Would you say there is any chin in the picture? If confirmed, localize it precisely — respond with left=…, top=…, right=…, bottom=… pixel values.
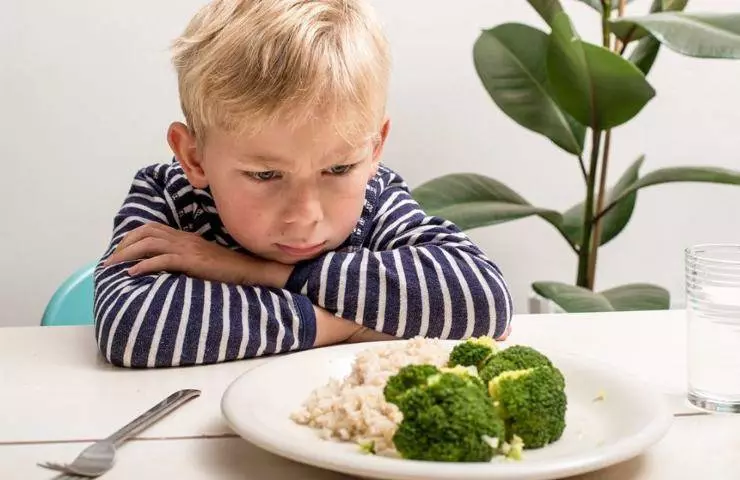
left=259, top=251, right=319, bottom=265
left=273, top=256, right=303, bottom=266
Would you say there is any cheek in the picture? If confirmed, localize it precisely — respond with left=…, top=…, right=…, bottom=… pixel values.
left=325, top=177, right=369, bottom=227
left=210, top=181, right=274, bottom=234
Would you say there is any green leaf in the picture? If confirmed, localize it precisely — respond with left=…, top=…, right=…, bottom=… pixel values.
left=425, top=202, right=561, bottom=231
left=612, top=0, right=690, bottom=44
left=611, top=23, right=651, bottom=44
left=413, top=173, right=528, bottom=210
left=625, top=0, right=688, bottom=75
left=606, top=0, right=689, bottom=48
left=533, top=281, right=671, bottom=312
left=532, top=282, right=615, bottom=312
left=629, top=36, right=661, bottom=74
left=525, top=0, right=564, bottom=26
left=609, top=166, right=740, bottom=208
left=649, top=0, right=664, bottom=13
left=601, top=283, right=670, bottom=310
left=611, top=13, right=740, bottom=59
left=577, top=0, right=638, bottom=14
left=547, top=12, right=656, bottom=130
left=474, top=24, right=586, bottom=156
left=411, top=173, right=567, bottom=238
left=662, top=0, right=689, bottom=11
left=561, top=155, right=645, bottom=247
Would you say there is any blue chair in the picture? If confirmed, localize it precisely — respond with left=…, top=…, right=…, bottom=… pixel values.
left=41, top=263, right=97, bottom=326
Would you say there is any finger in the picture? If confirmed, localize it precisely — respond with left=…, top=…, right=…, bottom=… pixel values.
left=115, top=223, right=171, bottom=254
left=111, top=226, right=152, bottom=258
left=106, top=224, right=169, bottom=266
left=107, top=237, right=171, bottom=266
left=128, top=253, right=181, bottom=276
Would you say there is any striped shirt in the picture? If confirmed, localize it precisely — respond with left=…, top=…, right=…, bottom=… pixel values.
left=93, top=161, right=513, bottom=367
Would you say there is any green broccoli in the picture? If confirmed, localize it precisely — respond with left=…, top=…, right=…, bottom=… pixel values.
left=448, top=336, right=498, bottom=369
left=383, top=364, right=440, bottom=405
left=479, top=345, right=553, bottom=385
left=500, top=435, right=524, bottom=460
left=488, top=366, right=567, bottom=449
left=389, top=372, right=506, bottom=462
left=439, top=365, right=487, bottom=393
left=358, top=440, right=376, bottom=455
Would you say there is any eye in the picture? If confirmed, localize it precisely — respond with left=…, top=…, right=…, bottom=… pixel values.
left=325, top=163, right=357, bottom=176
left=245, top=170, right=281, bottom=182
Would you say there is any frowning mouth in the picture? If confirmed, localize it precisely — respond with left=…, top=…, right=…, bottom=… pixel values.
left=276, top=242, right=327, bottom=258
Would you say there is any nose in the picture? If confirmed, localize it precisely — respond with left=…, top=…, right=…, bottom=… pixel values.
left=281, top=182, right=324, bottom=225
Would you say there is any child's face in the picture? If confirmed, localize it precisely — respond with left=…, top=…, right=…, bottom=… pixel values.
left=170, top=117, right=390, bottom=265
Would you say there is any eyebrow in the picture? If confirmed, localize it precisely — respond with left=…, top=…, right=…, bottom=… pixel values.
left=238, top=154, right=290, bottom=168
left=239, top=143, right=370, bottom=168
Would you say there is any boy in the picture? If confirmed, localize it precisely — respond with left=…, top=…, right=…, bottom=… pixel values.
left=94, top=0, right=512, bottom=368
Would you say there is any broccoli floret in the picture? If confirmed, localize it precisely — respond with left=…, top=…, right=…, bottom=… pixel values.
left=439, top=365, right=487, bottom=393
left=391, top=372, right=506, bottom=462
left=383, top=364, right=440, bottom=405
left=358, top=440, right=376, bottom=455
left=448, top=336, right=498, bottom=368
left=500, top=435, right=524, bottom=460
left=488, top=366, right=567, bottom=449
left=479, top=345, right=553, bottom=385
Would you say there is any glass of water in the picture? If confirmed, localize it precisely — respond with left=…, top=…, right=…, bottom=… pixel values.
left=686, top=243, right=740, bottom=412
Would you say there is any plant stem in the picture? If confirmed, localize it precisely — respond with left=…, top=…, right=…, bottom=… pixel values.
left=584, top=0, right=627, bottom=288
left=601, top=8, right=610, bottom=48
left=578, top=156, right=588, bottom=184
left=579, top=2, right=613, bottom=289
left=618, top=38, right=630, bottom=55
left=615, top=0, right=628, bottom=51
left=592, top=197, right=619, bottom=224
left=576, top=129, right=602, bottom=288
left=588, top=129, right=613, bottom=284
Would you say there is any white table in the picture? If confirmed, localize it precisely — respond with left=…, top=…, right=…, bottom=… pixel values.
left=1, top=310, right=734, bottom=479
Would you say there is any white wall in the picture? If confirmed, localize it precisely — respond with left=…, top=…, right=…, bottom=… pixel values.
left=2, top=0, right=739, bottom=326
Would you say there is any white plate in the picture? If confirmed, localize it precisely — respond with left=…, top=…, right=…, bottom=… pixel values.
left=221, top=340, right=673, bottom=480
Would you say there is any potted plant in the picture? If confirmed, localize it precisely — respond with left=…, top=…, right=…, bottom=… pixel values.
left=412, top=0, right=740, bottom=313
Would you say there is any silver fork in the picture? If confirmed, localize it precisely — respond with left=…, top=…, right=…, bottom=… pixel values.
left=38, top=389, right=201, bottom=478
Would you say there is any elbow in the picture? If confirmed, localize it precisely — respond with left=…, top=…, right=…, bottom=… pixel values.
left=102, top=348, right=130, bottom=368
left=94, top=331, right=136, bottom=369
left=93, top=310, right=155, bottom=369
left=98, top=342, right=153, bottom=369
left=475, top=269, right=513, bottom=341
left=94, top=332, right=130, bottom=368
left=494, top=318, right=512, bottom=341
left=492, top=282, right=514, bottom=341
left=468, top=305, right=511, bottom=342
left=93, top=273, right=171, bottom=368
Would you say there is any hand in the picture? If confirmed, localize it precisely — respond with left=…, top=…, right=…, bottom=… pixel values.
left=312, top=306, right=361, bottom=346
left=344, top=326, right=397, bottom=344
left=313, top=305, right=398, bottom=347
left=497, top=324, right=512, bottom=341
left=103, top=223, right=292, bottom=288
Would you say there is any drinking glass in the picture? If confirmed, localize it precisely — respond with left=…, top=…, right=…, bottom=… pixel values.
left=686, top=243, right=740, bottom=412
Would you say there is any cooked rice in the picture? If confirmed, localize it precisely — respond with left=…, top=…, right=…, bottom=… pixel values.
left=290, top=337, right=450, bottom=456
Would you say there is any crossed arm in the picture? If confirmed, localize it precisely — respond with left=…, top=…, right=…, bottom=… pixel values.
left=94, top=170, right=512, bottom=367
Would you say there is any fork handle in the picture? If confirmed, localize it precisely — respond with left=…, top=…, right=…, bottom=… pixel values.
left=106, top=389, right=201, bottom=446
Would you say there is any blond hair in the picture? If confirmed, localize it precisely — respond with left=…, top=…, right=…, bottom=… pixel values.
left=171, top=0, right=391, bottom=143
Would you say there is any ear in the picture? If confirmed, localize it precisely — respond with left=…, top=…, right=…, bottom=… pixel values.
left=167, top=122, right=208, bottom=189
left=368, top=117, right=391, bottom=178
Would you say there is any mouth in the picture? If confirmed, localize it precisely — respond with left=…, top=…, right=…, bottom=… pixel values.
left=276, top=242, right=327, bottom=258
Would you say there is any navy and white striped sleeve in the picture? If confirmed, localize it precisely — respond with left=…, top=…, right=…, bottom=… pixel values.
left=93, top=168, right=316, bottom=368
left=286, top=169, right=513, bottom=340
